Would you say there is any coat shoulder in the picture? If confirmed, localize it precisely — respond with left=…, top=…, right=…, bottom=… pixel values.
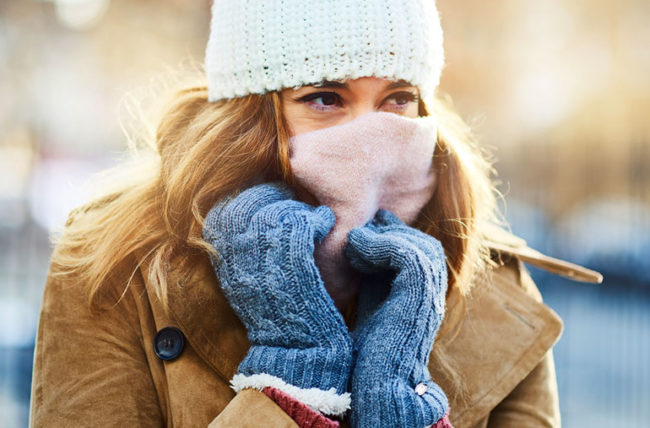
left=49, top=191, right=150, bottom=306
left=481, top=222, right=603, bottom=284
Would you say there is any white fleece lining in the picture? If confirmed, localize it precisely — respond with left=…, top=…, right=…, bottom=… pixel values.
left=230, top=373, right=351, bottom=417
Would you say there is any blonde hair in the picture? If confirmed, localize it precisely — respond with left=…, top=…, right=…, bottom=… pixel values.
left=49, top=74, right=504, bottom=333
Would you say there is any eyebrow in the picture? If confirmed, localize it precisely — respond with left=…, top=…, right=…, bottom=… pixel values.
left=312, top=79, right=415, bottom=90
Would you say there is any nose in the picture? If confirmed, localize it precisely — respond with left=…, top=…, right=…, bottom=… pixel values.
left=344, top=100, right=380, bottom=124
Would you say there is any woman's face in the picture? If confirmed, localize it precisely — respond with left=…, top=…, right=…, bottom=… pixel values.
left=280, top=76, right=420, bottom=137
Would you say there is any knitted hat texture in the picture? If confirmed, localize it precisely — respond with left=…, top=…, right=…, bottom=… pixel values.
left=205, top=0, right=445, bottom=104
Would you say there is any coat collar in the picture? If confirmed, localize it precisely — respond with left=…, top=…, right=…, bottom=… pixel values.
left=146, top=228, right=578, bottom=425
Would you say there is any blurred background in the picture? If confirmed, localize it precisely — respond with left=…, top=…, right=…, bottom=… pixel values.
left=0, top=0, right=648, bottom=426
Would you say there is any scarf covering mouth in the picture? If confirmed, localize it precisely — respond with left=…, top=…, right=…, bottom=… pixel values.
left=289, top=111, right=439, bottom=298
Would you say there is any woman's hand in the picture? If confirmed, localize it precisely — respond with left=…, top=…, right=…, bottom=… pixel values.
left=202, top=182, right=352, bottom=416
left=345, top=209, right=449, bottom=427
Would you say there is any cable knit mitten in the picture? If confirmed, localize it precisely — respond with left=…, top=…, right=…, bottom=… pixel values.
left=202, top=182, right=353, bottom=416
left=345, top=209, right=449, bottom=427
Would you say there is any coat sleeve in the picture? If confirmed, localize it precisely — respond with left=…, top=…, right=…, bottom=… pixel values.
left=29, top=262, right=299, bottom=428
left=486, top=350, right=561, bottom=427
left=209, top=389, right=298, bottom=427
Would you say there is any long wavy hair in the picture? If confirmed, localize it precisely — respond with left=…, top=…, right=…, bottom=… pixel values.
left=49, top=72, right=504, bottom=343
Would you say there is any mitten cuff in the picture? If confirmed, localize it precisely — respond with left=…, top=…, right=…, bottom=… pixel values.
left=232, top=373, right=351, bottom=417
left=239, top=344, right=352, bottom=395
left=416, top=380, right=450, bottom=425
left=351, top=378, right=448, bottom=427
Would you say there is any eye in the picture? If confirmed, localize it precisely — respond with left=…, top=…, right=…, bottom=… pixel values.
left=296, top=91, right=343, bottom=111
left=384, top=91, right=419, bottom=108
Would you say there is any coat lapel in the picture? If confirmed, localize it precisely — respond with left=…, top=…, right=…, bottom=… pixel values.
left=162, top=252, right=247, bottom=383
left=431, top=256, right=563, bottom=427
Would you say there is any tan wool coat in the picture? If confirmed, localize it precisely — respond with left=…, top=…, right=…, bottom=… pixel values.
left=29, top=213, right=602, bottom=427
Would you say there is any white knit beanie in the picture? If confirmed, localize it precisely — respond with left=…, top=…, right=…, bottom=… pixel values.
left=205, top=0, right=444, bottom=105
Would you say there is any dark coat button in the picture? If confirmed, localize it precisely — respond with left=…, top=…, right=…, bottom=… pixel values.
left=153, top=327, right=185, bottom=361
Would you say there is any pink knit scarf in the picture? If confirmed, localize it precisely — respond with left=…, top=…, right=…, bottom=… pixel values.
left=289, top=111, right=438, bottom=304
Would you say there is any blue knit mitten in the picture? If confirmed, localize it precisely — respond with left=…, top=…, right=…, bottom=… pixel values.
left=202, top=182, right=353, bottom=416
left=345, top=209, right=449, bottom=427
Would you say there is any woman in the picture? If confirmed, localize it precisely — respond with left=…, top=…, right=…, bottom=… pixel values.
left=29, top=1, right=602, bottom=427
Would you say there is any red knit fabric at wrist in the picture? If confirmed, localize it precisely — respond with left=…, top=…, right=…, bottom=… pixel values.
left=262, top=386, right=340, bottom=428
left=432, top=412, right=454, bottom=428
